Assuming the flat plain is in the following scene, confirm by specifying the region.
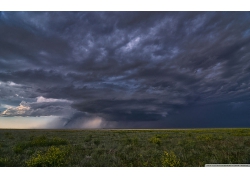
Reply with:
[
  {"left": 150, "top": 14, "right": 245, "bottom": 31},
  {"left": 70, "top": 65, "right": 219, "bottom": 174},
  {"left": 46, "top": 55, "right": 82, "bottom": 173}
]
[{"left": 0, "top": 128, "right": 250, "bottom": 167}]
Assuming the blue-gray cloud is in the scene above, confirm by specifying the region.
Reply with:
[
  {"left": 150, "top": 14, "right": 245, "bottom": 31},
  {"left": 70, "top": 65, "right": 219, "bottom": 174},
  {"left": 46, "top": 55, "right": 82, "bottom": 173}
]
[{"left": 0, "top": 12, "right": 250, "bottom": 128}]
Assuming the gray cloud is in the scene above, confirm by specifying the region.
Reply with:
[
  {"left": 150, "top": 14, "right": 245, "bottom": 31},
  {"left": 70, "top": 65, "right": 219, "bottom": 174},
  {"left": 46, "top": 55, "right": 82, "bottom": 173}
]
[
  {"left": 1, "top": 96, "right": 74, "bottom": 117},
  {"left": 1, "top": 12, "right": 250, "bottom": 128}
]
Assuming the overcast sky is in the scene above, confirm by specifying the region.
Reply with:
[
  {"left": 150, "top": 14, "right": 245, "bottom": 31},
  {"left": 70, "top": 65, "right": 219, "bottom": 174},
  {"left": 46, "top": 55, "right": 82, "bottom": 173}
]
[{"left": 0, "top": 11, "right": 250, "bottom": 129}]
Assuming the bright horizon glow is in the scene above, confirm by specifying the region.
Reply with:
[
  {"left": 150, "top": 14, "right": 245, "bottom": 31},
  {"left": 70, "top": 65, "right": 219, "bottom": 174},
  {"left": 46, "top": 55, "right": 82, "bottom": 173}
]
[{"left": 0, "top": 116, "right": 60, "bottom": 129}]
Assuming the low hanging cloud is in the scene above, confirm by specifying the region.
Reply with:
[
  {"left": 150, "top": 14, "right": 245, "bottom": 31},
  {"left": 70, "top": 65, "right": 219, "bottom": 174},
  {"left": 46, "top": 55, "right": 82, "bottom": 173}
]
[
  {"left": 36, "top": 96, "right": 71, "bottom": 103},
  {"left": 1, "top": 12, "right": 250, "bottom": 128},
  {"left": 2, "top": 101, "right": 31, "bottom": 116},
  {"left": 1, "top": 96, "right": 74, "bottom": 117}
]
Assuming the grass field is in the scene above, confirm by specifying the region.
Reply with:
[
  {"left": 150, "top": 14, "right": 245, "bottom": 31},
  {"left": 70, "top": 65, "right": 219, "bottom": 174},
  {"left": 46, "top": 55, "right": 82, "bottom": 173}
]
[{"left": 0, "top": 128, "right": 250, "bottom": 167}]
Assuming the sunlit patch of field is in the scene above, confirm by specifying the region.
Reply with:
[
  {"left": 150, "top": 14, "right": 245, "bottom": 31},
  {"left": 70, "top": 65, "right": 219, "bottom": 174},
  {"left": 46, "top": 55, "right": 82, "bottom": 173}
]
[{"left": 0, "top": 128, "right": 250, "bottom": 167}]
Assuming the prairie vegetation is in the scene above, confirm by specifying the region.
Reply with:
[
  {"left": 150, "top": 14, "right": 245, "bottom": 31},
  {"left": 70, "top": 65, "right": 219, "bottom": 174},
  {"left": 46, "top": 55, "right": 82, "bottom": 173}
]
[{"left": 0, "top": 128, "right": 250, "bottom": 167}]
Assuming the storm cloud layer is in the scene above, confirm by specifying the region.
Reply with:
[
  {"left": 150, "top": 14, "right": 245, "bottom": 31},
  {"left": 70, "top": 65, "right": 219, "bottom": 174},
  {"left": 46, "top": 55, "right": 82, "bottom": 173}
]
[{"left": 0, "top": 12, "right": 250, "bottom": 128}]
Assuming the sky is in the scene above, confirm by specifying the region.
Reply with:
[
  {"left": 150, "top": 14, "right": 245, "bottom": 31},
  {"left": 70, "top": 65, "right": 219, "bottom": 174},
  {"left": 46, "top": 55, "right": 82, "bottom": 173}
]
[{"left": 0, "top": 11, "right": 250, "bottom": 129}]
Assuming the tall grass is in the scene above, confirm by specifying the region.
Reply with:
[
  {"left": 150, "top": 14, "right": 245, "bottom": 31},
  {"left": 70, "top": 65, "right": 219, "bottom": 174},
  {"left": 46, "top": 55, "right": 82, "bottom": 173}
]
[{"left": 0, "top": 128, "right": 250, "bottom": 166}]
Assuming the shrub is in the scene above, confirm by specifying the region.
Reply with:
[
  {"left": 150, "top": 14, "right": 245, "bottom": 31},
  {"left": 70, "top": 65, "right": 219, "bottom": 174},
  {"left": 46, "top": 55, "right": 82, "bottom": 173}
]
[
  {"left": 155, "top": 134, "right": 163, "bottom": 138},
  {"left": 149, "top": 136, "right": 161, "bottom": 146},
  {"left": 196, "top": 134, "right": 223, "bottom": 142},
  {"left": 94, "top": 139, "right": 100, "bottom": 146},
  {"left": 232, "top": 132, "right": 250, "bottom": 136},
  {"left": 4, "top": 132, "right": 12, "bottom": 137},
  {"left": 197, "top": 135, "right": 213, "bottom": 142},
  {"left": 84, "top": 135, "right": 92, "bottom": 142},
  {"left": 26, "top": 146, "right": 69, "bottom": 167},
  {"left": 30, "top": 136, "right": 68, "bottom": 147},
  {"left": 123, "top": 137, "right": 139, "bottom": 145},
  {"left": 0, "top": 158, "right": 9, "bottom": 167},
  {"left": 13, "top": 136, "right": 68, "bottom": 153},
  {"left": 161, "top": 151, "right": 180, "bottom": 167},
  {"left": 13, "top": 143, "right": 28, "bottom": 153},
  {"left": 4, "top": 132, "right": 14, "bottom": 139}
]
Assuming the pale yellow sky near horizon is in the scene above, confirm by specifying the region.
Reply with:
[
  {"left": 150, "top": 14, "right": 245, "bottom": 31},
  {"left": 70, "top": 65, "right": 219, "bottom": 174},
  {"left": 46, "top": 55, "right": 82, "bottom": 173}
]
[{"left": 0, "top": 116, "right": 60, "bottom": 129}]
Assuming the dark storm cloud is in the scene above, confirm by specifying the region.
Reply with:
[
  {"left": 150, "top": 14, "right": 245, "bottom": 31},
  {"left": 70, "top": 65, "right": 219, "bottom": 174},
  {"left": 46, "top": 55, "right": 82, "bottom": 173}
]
[{"left": 1, "top": 12, "right": 250, "bottom": 128}]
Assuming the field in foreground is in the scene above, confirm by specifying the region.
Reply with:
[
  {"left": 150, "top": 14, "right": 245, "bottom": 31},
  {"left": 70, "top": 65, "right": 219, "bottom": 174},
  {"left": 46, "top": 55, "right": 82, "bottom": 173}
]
[{"left": 0, "top": 128, "right": 250, "bottom": 167}]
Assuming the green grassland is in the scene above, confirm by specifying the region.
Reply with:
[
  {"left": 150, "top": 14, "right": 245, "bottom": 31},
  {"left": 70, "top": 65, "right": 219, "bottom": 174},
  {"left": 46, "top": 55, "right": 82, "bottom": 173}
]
[{"left": 0, "top": 128, "right": 250, "bottom": 167}]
